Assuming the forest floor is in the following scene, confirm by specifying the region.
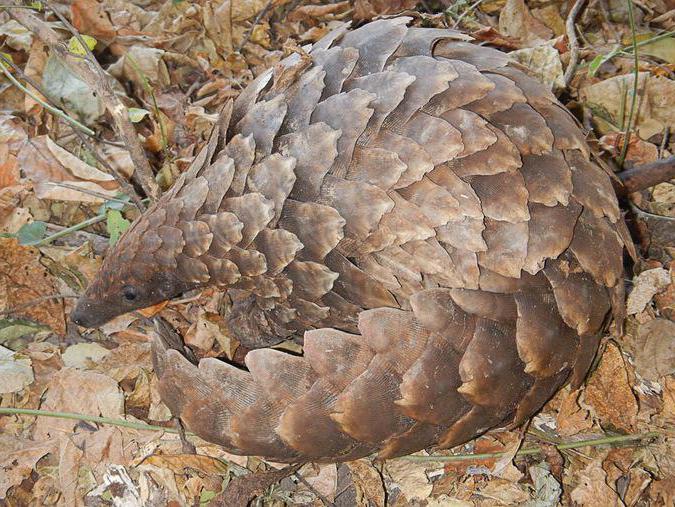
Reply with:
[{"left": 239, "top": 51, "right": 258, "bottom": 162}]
[{"left": 0, "top": 0, "right": 674, "bottom": 505}]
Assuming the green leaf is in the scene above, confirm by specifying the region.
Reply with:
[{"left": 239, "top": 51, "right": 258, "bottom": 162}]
[
  {"left": 200, "top": 490, "right": 217, "bottom": 504},
  {"left": 16, "top": 221, "right": 47, "bottom": 246},
  {"left": 106, "top": 209, "right": 130, "bottom": 245},
  {"left": 67, "top": 35, "right": 97, "bottom": 56},
  {"left": 28, "top": 1, "right": 43, "bottom": 10},
  {"left": 128, "top": 107, "right": 150, "bottom": 123},
  {"left": 587, "top": 54, "right": 607, "bottom": 77},
  {"left": 0, "top": 52, "right": 13, "bottom": 70}
]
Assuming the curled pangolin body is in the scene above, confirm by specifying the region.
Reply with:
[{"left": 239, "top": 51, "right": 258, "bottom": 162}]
[{"left": 76, "top": 18, "right": 630, "bottom": 462}]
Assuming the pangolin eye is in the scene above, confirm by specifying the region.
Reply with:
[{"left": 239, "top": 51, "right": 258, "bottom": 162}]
[{"left": 122, "top": 286, "right": 138, "bottom": 302}]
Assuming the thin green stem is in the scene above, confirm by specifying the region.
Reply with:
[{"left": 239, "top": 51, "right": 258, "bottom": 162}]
[
  {"left": 398, "top": 432, "right": 660, "bottom": 462},
  {"left": 35, "top": 214, "right": 106, "bottom": 246},
  {"left": 0, "top": 407, "right": 190, "bottom": 434},
  {"left": 618, "top": 0, "right": 641, "bottom": 168},
  {"left": 0, "top": 55, "right": 95, "bottom": 136},
  {"left": 0, "top": 4, "right": 42, "bottom": 9}
]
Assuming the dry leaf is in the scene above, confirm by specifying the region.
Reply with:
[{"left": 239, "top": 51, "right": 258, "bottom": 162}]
[
  {"left": 18, "top": 136, "right": 118, "bottom": 203},
  {"left": 62, "top": 342, "right": 111, "bottom": 370},
  {"left": 626, "top": 268, "right": 671, "bottom": 314},
  {"left": 96, "top": 342, "right": 152, "bottom": 383},
  {"left": 299, "top": 463, "right": 338, "bottom": 502},
  {"left": 599, "top": 132, "right": 659, "bottom": 165},
  {"left": 0, "top": 238, "right": 66, "bottom": 334},
  {"left": 34, "top": 367, "right": 124, "bottom": 440},
  {"left": 583, "top": 343, "right": 638, "bottom": 432},
  {"left": 581, "top": 72, "right": 675, "bottom": 138},
  {"left": 661, "top": 376, "right": 675, "bottom": 421},
  {"left": 353, "top": 0, "right": 419, "bottom": 21},
  {"left": 45, "top": 136, "right": 115, "bottom": 184},
  {"left": 510, "top": 44, "right": 564, "bottom": 90},
  {"left": 142, "top": 453, "right": 229, "bottom": 476},
  {"left": 23, "top": 40, "right": 49, "bottom": 118},
  {"left": 498, "top": 0, "right": 553, "bottom": 47},
  {"left": 633, "top": 319, "right": 675, "bottom": 381},
  {"left": 384, "top": 459, "right": 433, "bottom": 502},
  {"left": 556, "top": 387, "right": 593, "bottom": 436},
  {"left": 85, "top": 465, "right": 142, "bottom": 505},
  {"left": 570, "top": 461, "right": 620, "bottom": 506},
  {"left": 346, "top": 459, "right": 385, "bottom": 507},
  {"left": 0, "top": 437, "right": 55, "bottom": 498},
  {"left": 0, "top": 345, "right": 34, "bottom": 393},
  {"left": 70, "top": 0, "right": 117, "bottom": 41}
]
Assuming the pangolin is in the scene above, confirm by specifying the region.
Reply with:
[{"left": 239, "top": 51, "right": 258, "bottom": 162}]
[{"left": 71, "top": 18, "right": 630, "bottom": 462}]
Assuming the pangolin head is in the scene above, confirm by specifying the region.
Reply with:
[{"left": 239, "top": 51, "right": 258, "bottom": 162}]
[{"left": 70, "top": 198, "right": 220, "bottom": 328}]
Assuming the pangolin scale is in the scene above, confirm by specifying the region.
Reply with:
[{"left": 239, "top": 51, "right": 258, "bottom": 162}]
[{"left": 72, "top": 18, "right": 630, "bottom": 462}]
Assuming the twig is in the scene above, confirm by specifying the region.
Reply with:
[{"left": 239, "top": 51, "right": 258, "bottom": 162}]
[
  {"left": 47, "top": 181, "right": 124, "bottom": 203},
  {"left": 35, "top": 213, "right": 107, "bottom": 246},
  {"left": 0, "top": 52, "right": 145, "bottom": 210},
  {"left": 618, "top": 0, "right": 641, "bottom": 168},
  {"left": 398, "top": 432, "right": 660, "bottom": 462},
  {"left": 44, "top": 222, "right": 109, "bottom": 254},
  {"left": 563, "top": 0, "right": 588, "bottom": 87},
  {"left": 614, "top": 154, "right": 675, "bottom": 196},
  {"left": 43, "top": 0, "right": 160, "bottom": 199},
  {"left": 8, "top": 0, "right": 160, "bottom": 201},
  {"left": 294, "top": 471, "right": 336, "bottom": 507},
  {"left": 452, "top": 0, "right": 485, "bottom": 29},
  {"left": 0, "top": 53, "right": 94, "bottom": 136},
  {"left": 0, "top": 294, "right": 76, "bottom": 317},
  {"left": 236, "top": 0, "right": 274, "bottom": 53}
]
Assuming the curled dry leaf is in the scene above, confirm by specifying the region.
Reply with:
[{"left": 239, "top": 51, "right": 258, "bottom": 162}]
[
  {"left": 18, "top": 136, "right": 119, "bottom": 203},
  {"left": 0, "top": 345, "right": 34, "bottom": 394},
  {"left": 626, "top": 268, "right": 671, "bottom": 315},
  {"left": 510, "top": 44, "right": 564, "bottom": 90},
  {"left": 583, "top": 343, "right": 638, "bottom": 433},
  {"left": 0, "top": 238, "right": 66, "bottom": 334}
]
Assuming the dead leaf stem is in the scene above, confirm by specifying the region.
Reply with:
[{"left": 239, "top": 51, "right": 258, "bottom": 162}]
[
  {"left": 563, "top": 0, "right": 587, "bottom": 87},
  {"left": 0, "top": 53, "right": 94, "bottom": 136},
  {"left": 0, "top": 407, "right": 189, "bottom": 434},
  {"left": 618, "top": 0, "right": 641, "bottom": 168},
  {"left": 8, "top": 0, "right": 160, "bottom": 201},
  {"left": 397, "top": 432, "right": 661, "bottom": 462}
]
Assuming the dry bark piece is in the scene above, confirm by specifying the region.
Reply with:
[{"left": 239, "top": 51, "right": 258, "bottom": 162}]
[{"left": 72, "top": 19, "right": 629, "bottom": 463}]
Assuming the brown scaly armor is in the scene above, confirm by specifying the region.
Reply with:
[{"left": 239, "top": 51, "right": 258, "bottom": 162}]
[{"left": 72, "top": 18, "right": 631, "bottom": 462}]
